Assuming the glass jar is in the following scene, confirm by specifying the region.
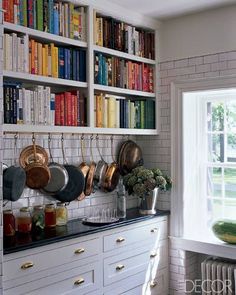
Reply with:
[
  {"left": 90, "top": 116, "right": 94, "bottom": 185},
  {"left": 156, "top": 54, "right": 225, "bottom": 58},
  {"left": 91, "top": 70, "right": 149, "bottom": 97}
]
[
  {"left": 56, "top": 203, "right": 68, "bottom": 226},
  {"left": 3, "top": 210, "right": 16, "bottom": 237},
  {"left": 116, "top": 178, "right": 126, "bottom": 218},
  {"left": 17, "top": 207, "right": 32, "bottom": 234},
  {"left": 32, "top": 205, "right": 45, "bottom": 231},
  {"left": 45, "top": 204, "right": 56, "bottom": 228}
]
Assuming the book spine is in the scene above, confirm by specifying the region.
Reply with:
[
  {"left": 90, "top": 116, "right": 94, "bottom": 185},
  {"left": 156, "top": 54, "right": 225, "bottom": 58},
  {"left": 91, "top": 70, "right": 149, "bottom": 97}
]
[
  {"left": 18, "top": 88, "right": 23, "bottom": 124},
  {"left": 27, "top": 0, "right": 34, "bottom": 28},
  {"left": 4, "top": 86, "right": 11, "bottom": 123},
  {"left": 60, "top": 93, "right": 65, "bottom": 125},
  {"left": 53, "top": 3, "right": 59, "bottom": 35},
  {"left": 50, "top": 93, "right": 55, "bottom": 126},
  {"left": 12, "top": 86, "right": 18, "bottom": 124},
  {"left": 43, "top": 0, "right": 48, "bottom": 32},
  {"left": 65, "top": 92, "right": 72, "bottom": 126},
  {"left": 58, "top": 47, "right": 65, "bottom": 79},
  {"left": 55, "top": 94, "right": 61, "bottom": 125},
  {"left": 48, "top": 0, "right": 54, "bottom": 34}
]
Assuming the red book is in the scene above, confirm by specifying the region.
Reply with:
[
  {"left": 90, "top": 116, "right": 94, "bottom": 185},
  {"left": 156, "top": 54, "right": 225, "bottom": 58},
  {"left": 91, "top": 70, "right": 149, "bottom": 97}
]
[
  {"left": 27, "top": 0, "right": 34, "bottom": 28},
  {"left": 149, "top": 66, "right": 154, "bottom": 93},
  {"left": 60, "top": 93, "right": 65, "bottom": 126},
  {"left": 71, "top": 94, "right": 77, "bottom": 126},
  {"left": 65, "top": 92, "right": 72, "bottom": 126},
  {"left": 142, "top": 64, "right": 148, "bottom": 92},
  {"left": 55, "top": 94, "right": 61, "bottom": 125},
  {"left": 3, "top": 0, "right": 11, "bottom": 22},
  {"left": 74, "top": 94, "right": 78, "bottom": 126},
  {"left": 9, "top": 0, "right": 14, "bottom": 23}
]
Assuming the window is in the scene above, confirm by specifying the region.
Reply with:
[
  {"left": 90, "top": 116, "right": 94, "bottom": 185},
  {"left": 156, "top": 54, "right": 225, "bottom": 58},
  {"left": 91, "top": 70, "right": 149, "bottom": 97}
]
[{"left": 182, "top": 89, "right": 236, "bottom": 238}]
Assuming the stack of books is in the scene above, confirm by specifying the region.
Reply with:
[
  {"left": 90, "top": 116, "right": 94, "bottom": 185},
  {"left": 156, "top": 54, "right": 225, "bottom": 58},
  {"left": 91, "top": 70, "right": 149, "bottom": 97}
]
[
  {"left": 3, "top": 0, "right": 86, "bottom": 41},
  {"left": 94, "top": 94, "right": 155, "bottom": 129},
  {"left": 4, "top": 33, "right": 87, "bottom": 81},
  {"left": 94, "top": 13, "right": 155, "bottom": 59},
  {"left": 3, "top": 83, "right": 87, "bottom": 127},
  {"left": 94, "top": 53, "right": 154, "bottom": 92}
]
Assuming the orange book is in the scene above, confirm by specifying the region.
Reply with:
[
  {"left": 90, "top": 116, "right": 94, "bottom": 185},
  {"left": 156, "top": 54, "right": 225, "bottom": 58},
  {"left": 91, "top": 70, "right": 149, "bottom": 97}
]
[
  {"left": 34, "top": 41, "right": 38, "bottom": 75},
  {"left": 37, "top": 42, "right": 43, "bottom": 76},
  {"left": 30, "top": 39, "right": 35, "bottom": 74}
]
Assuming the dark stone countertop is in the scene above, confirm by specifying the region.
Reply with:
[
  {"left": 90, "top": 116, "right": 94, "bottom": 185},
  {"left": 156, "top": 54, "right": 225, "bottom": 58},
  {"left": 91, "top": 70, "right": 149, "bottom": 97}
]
[{"left": 4, "top": 208, "right": 170, "bottom": 255}]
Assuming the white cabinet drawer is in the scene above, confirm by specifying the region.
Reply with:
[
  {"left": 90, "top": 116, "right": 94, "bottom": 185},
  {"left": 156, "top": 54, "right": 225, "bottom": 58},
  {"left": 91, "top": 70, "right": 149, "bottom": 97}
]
[
  {"left": 3, "top": 237, "right": 100, "bottom": 282},
  {"left": 4, "top": 261, "right": 100, "bottom": 295},
  {"left": 103, "top": 220, "right": 167, "bottom": 252},
  {"left": 144, "top": 267, "right": 168, "bottom": 295}
]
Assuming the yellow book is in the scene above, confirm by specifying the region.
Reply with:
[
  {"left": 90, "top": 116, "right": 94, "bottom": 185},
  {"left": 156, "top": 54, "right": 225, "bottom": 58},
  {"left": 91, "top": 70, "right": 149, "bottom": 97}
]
[
  {"left": 102, "top": 95, "right": 108, "bottom": 128},
  {"left": 96, "top": 95, "right": 103, "bottom": 127},
  {"left": 44, "top": 44, "right": 49, "bottom": 76},
  {"left": 50, "top": 43, "right": 57, "bottom": 78},
  {"left": 38, "top": 42, "right": 43, "bottom": 76},
  {"left": 98, "top": 17, "right": 103, "bottom": 47},
  {"left": 108, "top": 96, "right": 116, "bottom": 128}
]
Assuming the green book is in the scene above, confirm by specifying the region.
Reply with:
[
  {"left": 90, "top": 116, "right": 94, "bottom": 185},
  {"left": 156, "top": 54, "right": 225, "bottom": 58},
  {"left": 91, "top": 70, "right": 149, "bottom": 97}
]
[
  {"left": 134, "top": 101, "right": 141, "bottom": 129},
  {"left": 145, "top": 100, "right": 155, "bottom": 129},
  {"left": 37, "top": 0, "right": 44, "bottom": 31},
  {"left": 140, "top": 100, "right": 145, "bottom": 129},
  {"left": 23, "top": 0, "right": 27, "bottom": 26}
]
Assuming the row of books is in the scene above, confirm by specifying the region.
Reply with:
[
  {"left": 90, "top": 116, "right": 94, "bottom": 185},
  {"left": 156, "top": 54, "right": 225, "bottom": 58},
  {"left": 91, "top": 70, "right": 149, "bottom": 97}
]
[
  {"left": 94, "top": 53, "right": 154, "bottom": 92},
  {"left": 94, "top": 94, "right": 155, "bottom": 129},
  {"left": 94, "top": 13, "right": 155, "bottom": 60},
  {"left": 4, "top": 33, "right": 87, "bottom": 81},
  {"left": 3, "top": 83, "right": 87, "bottom": 127},
  {"left": 3, "top": 0, "right": 86, "bottom": 41}
]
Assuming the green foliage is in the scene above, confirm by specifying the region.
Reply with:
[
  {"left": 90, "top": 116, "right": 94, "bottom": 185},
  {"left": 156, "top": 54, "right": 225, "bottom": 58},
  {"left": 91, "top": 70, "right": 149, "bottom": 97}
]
[{"left": 123, "top": 166, "right": 172, "bottom": 197}]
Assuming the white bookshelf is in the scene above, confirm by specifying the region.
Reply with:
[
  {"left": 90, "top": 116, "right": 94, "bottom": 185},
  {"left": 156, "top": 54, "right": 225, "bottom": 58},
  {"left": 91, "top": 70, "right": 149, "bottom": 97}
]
[
  {"left": 3, "top": 124, "right": 158, "bottom": 135},
  {"left": 2, "top": 3, "right": 159, "bottom": 136},
  {"left": 3, "top": 22, "right": 87, "bottom": 48},
  {"left": 93, "top": 45, "right": 156, "bottom": 65},
  {"left": 3, "top": 71, "right": 88, "bottom": 88}
]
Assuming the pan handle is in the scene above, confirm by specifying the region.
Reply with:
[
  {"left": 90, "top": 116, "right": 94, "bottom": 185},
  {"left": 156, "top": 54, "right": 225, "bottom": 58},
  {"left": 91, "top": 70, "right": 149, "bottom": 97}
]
[
  {"left": 48, "top": 133, "right": 54, "bottom": 162},
  {"left": 96, "top": 135, "right": 105, "bottom": 162},
  {"left": 81, "top": 135, "right": 86, "bottom": 163},
  {"left": 32, "top": 133, "right": 38, "bottom": 163},
  {"left": 90, "top": 135, "right": 94, "bottom": 163},
  {"left": 61, "top": 134, "right": 68, "bottom": 165},
  {"left": 111, "top": 136, "right": 116, "bottom": 163}
]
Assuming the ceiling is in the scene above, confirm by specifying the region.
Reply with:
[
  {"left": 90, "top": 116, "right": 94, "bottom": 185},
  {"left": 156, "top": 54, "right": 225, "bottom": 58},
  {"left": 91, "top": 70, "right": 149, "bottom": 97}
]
[{"left": 108, "top": 0, "right": 235, "bottom": 19}]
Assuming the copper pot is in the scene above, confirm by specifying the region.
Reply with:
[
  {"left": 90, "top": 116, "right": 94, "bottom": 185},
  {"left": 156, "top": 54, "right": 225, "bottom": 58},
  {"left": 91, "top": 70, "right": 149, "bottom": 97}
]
[{"left": 118, "top": 140, "right": 143, "bottom": 175}]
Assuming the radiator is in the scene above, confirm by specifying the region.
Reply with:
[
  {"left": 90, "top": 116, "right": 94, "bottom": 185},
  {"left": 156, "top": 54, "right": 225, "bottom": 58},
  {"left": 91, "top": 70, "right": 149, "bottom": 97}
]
[{"left": 201, "top": 258, "right": 236, "bottom": 295}]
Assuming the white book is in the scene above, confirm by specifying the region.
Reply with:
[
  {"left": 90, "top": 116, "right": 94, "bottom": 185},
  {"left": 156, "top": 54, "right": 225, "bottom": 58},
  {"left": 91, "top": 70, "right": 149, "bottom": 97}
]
[
  {"left": 23, "top": 89, "right": 31, "bottom": 125},
  {"left": 102, "top": 96, "right": 108, "bottom": 128},
  {"left": 17, "top": 37, "right": 23, "bottom": 72},
  {"left": 33, "top": 90, "right": 39, "bottom": 125},
  {"left": 116, "top": 99, "right": 120, "bottom": 128},
  {"left": 13, "top": 4, "right": 18, "bottom": 24},
  {"left": 23, "top": 35, "right": 29, "bottom": 73},
  {"left": 44, "top": 87, "right": 51, "bottom": 125},
  {"left": 12, "top": 33, "right": 18, "bottom": 72},
  {"left": 127, "top": 26, "right": 133, "bottom": 54},
  {"left": 6, "top": 34, "right": 13, "bottom": 71},
  {"left": 37, "top": 85, "right": 44, "bottom": 125},
  {"left": 30, "top": 90, "right": 34, "bottom": 125},
  {"left": 134, "top": 30, "right": 139, "bottom": 56},
  {"left": 50, "top": 93, "right": 55, "bottom": 126}
]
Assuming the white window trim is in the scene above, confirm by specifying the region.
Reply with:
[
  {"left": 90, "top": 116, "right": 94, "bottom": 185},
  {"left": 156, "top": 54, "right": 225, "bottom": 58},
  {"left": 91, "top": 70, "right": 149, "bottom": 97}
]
[{"left": 170, "top": 74, "right": 236, "bottom": 238}]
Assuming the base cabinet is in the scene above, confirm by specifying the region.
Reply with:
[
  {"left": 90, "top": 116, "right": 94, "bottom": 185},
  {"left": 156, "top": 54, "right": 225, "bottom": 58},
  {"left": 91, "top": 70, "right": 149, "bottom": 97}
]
[{"left": 3, "top": 216, "right": 168, "bottom": 295}]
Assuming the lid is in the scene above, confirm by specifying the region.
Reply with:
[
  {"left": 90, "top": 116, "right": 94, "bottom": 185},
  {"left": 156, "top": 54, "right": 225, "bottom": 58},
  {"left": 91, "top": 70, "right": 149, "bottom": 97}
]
[
  {"left": 33, "top": 205, "right": 43, "bottom": 210},
  {"left": 56, "top": 202, "right": 66, "bottom": 207},
  {"left": 20, "top": 207, "right": 30, "bottom": 212},
  {"left": 3, "top": 209, "right": 13, "bottom": 214},
  {"left": 45, "top": 203, "right": 55, "bottom": 208}
]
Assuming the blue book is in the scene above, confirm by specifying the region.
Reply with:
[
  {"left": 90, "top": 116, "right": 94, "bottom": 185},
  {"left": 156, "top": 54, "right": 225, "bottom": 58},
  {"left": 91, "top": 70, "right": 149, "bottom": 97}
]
[
  {"left": 72, "top": 50, "right": 77, "bottom": 81},
  {"left": 120, "top": 99, "right": 124, "bottom": 128},
  {"left": 64, "top": 49, "right": 69, "bottom": 80},
  {"left": 58, "top": 48, "right": 65, "bottom": 79},
  {"left": 53, "top": 4, "right": 59, "bottom": 35},
  {"left": 98, "top": 54, "right": 102, "bottom": 84},
  {"left": 19, "top": 0, "right": 24, "bottom": 25},
  {"left": 67, "top": 49, "right": 71, "bottom": 80},
  {"left": 102, "top": 56, "right": 106, "bottom": 85},
  {"left": 48, "top": 0, "right": 54, "bottom": 34},
  {"left": 76, "top": 50, "right": 80, "bottom": 81},
  {"left": 79, "top": 50, "right": 86, "bottom": 82}
]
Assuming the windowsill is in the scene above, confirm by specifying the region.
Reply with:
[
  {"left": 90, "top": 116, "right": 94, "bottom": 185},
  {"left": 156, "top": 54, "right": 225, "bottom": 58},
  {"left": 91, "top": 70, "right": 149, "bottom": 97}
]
[{"left": 170, "top": 236, "right": 236, "bottom": 260}]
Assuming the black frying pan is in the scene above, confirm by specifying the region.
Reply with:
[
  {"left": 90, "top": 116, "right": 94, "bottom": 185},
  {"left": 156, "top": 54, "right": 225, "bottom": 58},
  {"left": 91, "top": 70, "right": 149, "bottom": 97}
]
[
  {"left": 54, "top": 165, "right": 85, "bottom": 202},
  {"left": 3, "top": 164, "right": 26, "bottom": 202}
]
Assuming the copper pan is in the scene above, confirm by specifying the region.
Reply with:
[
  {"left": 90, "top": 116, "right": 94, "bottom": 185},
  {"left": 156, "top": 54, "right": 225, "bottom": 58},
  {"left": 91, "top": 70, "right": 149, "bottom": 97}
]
[
  {"left": 118, "top": 140, "right": 143, "bottom": 176},
  {"left": 102, "top": 136, "right": 120, "bottom": 192},
  {"left": 21, "top": 135, "right": 51, "bottom": 189}
]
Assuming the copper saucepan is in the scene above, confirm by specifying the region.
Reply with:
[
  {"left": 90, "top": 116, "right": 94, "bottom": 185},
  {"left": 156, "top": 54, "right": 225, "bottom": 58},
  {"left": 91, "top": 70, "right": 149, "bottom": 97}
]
[
  {"left": 102, "top": 136, "right": 120, "bottom": 192},
  {"left": 20, "top": 134, "right": 51, "bottom": 189},
  {"left": 118, "top": 139, "right": 143, "bottom": 176}
]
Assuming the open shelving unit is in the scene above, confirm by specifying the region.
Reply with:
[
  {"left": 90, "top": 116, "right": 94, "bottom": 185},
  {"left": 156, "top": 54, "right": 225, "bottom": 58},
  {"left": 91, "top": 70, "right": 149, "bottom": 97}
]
[{"left": 2, "top": 2, "right": 159, "bottom": 136}]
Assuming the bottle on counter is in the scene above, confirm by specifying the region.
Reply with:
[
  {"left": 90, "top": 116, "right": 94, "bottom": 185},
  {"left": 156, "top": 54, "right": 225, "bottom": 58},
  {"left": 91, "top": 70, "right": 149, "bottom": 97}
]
[
  {"left": 17, "top": 207, "right": 32, "bottom": 234},
  {"left": 116, "top": 178, "right": 126, "bottom": 218},
  {"left": 3, "top": 210, "right": 16, "bottom": 237},
  {"left": 32, "top": 205, "right": 45, "bottom": 231},
  {"left": 45, "top": 204, "right": 56, "bottom": 228},
  {"left": 56, "top": 202, "right": 68, "bottom": 226}
]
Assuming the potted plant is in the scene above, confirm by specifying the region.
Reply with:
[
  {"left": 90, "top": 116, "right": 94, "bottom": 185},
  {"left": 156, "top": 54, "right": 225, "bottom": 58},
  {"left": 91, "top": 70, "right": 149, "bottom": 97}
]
[{"left": 123, "top": 166, "right": 172, "bottom": 214}]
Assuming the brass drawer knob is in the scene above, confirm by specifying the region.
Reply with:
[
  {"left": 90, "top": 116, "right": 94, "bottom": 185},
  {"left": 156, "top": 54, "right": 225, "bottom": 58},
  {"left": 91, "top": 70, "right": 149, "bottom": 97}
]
[
  {"left": 116, "top": 237, "right": 125, "bottom": 243},
  {"left": 74, "top": 248, "right": 85, "bottom": 254},
  {"left": 150, "top": 281, "right": 157, "bottom": 288},
  {"left": 116, "top": 264, "right": 125, "bottom": 271},
  {"left": 150, "top": 228, "right": 158, "bottom": 233},
  {"left": 150, "top": 252, "right": 158, "bottom": 258},
  {"left": 21, "top": 262, "right": 34, "bottom": 269},
  {"left": 74, "top": 278, "right": 85, "bottom": 285}
]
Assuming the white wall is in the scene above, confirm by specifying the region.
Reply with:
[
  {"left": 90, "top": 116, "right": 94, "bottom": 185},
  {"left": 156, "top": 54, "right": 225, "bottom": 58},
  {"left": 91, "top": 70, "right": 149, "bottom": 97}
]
[{"left": 159, "top": 4, "right": 236, "bottom": 62}]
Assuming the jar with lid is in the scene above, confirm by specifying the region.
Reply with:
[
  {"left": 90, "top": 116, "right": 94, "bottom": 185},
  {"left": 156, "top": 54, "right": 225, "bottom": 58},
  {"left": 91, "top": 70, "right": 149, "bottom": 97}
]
[
  {"left": 3, "top": 210, "right": 16, "bottom": 237},
  {"left": 56, "top": 203, "right": 68, "bottom": 226},
  {"left": 32, "top": 205, "right": 45, "bottom": 231},
  {"left": 45, "top": 204, "right": 56, "bottom": 228},
  {"left": 17, "top": 207, "right": 32, "bottom": 233}
]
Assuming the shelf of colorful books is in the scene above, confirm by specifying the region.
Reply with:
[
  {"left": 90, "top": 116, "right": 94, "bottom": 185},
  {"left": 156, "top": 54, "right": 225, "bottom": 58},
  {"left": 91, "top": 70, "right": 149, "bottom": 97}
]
[
  {"left": 93, "top": 45, "right": 156, "bottom": 65},
  {"left": 3, "top": 22, "right": 88, "bottom": 48},
  {"left": 3, "top": 124, "right": 157, "bottom": 135},
  {"left": 93, "top": 84, "right": 155, "bottom": 98},
  {"left": 3, "top": 71, "right": 88, "bottom": 88}
]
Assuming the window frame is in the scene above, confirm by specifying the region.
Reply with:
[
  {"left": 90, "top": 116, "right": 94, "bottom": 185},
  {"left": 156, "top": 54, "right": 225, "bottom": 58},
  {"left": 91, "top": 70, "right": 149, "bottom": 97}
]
[{"left": 170, "top": 75, "right": 236, "bottom": 238}]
